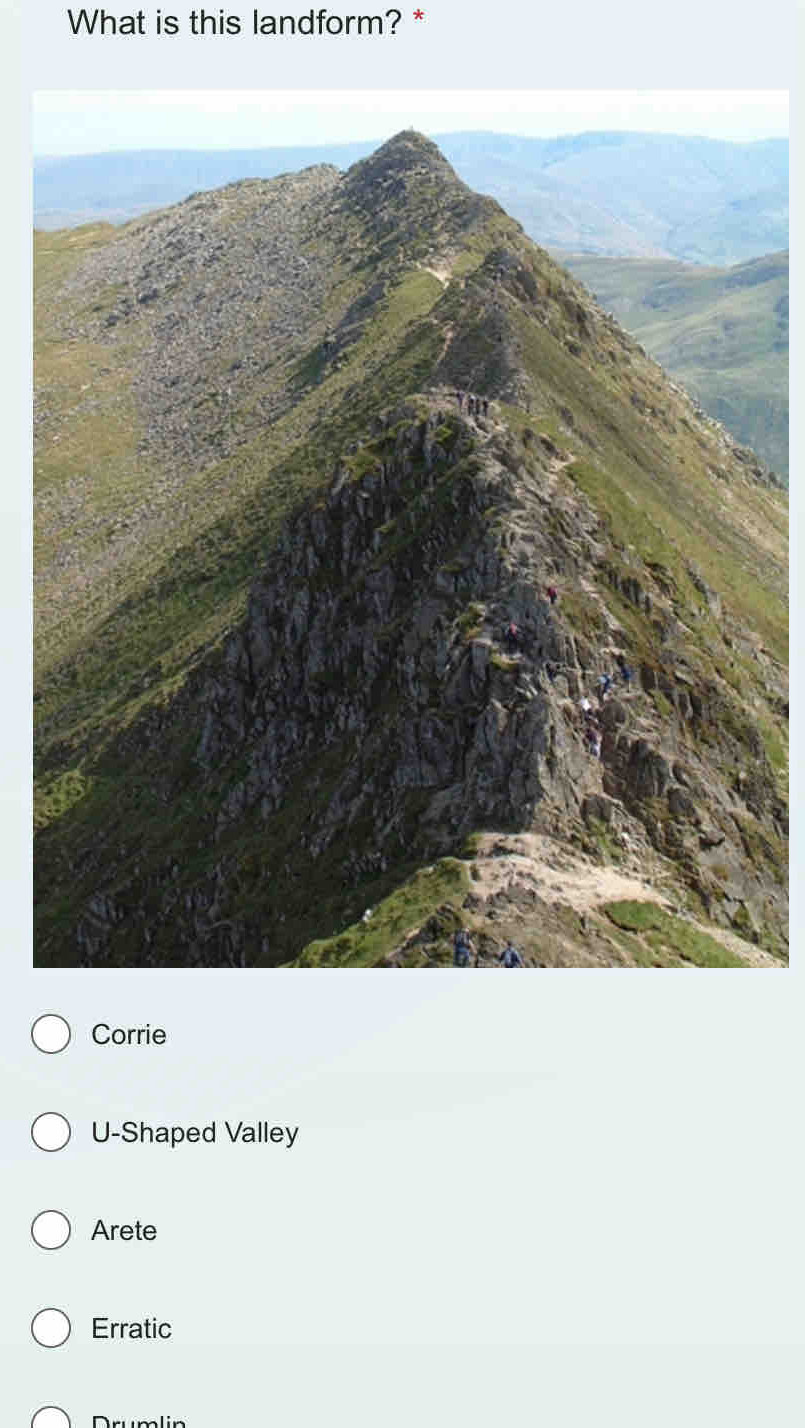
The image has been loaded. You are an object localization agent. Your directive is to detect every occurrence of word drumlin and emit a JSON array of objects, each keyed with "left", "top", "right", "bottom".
[{"left": 92, "top": 1120, "right": 299, "bottom": 1148}]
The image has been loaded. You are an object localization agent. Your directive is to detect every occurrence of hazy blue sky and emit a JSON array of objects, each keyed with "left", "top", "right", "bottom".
[{"left": 33, "top": 89, "right": 789, "bottom": 156}]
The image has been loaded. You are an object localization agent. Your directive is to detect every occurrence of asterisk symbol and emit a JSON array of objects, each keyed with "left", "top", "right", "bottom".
[{"left": 413, "top": 7, "right": 424, "bottom": 16}]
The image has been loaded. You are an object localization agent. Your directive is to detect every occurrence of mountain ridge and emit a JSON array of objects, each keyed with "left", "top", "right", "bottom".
[
  {"left": 34, "top": 133, "right": 788, "bottom": 967},
  {"left": 34, "top": 129, "right": 789, "bottom": 265}
]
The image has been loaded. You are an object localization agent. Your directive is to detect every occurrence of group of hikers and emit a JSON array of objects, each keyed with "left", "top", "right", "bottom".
[
  {"left": 445, "top": 534, "right": 642, "bottom": 964},
  {"left": 578, "top": 652, "right": 634, "bottom": 758},
  {"left": 455, "top": 390, "right": 490, "bottom": 419},
  {"left": 501, "top": 607, "right": 636, "bottom": 766},
  {"left": 579, "top": 698, "right": 603, "bottom": 760},
  {"left": 453, "top": 927, "right": 524, "bottom": 968}
]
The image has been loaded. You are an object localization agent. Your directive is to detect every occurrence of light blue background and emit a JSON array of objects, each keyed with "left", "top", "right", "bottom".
[{"left": 1, "top": 0, "right": 801, "bottom": 1422}]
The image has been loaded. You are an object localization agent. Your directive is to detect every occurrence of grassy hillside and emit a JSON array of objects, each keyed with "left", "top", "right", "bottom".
[
  {"left": 35, "top": 155, "right": 480, "bottom": 768},
  {"left": 561, "top": 251, "right": 788, "bottom": 480}
]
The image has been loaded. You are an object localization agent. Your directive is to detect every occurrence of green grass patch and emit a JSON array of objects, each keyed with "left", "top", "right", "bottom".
[
  {"left": 457, "top": 601, "right": 486, "bottom": 636},
  {"left": 603, "top": 899, "right": 745, "bottom": 967},
  {"left": 297, "top": 858, "right": 470, "bottom": 966},
  {"left": 34, "top": 768, "right": 93, "bottom": 831},
  {"left": 490, "top": 652, "right": 519, "bottom": 672},
  {"left": 563, "top": 251, "right": 789, "bottom": 479}
]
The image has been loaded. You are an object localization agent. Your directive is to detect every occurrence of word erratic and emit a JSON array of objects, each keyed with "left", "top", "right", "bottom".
[{"left": 66, "top": 7, "right": 412, "bottom": 35}]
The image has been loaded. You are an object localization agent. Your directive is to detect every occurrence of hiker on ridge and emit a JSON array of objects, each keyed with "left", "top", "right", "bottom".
[
  {"left": 616, "top": 653, "right": 633, "bottom": 688},
  {"left": 504, "top": 620, "right": 520, "bottom": 652},
  {"left": 586, "top": 726, "right": 602, "bottom": 759},
  {"left": 499, "top": 940, "right": 524, "bottom": 968},
  {"left": 453, "top": 927, "right": 475, "bottom": 968},
  {"left": 547, "top": 585, "right": 558, "bottom": 606}
]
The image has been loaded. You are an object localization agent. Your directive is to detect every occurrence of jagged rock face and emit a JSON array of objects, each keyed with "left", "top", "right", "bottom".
[
  {"left": 199, "top": 416, "right": 576, "bottom": 833},
  {"left": 45, "top": 398, "right": 784, "bottom": 967},
  {"left": 201, "top": 446, "right": 557, "bottom": 845},
  {"left": 337, "top": 131, "right": 496, "bottom": 251},
  {"left": 65, "top": 406, "right": 594, "bottom": 963}
]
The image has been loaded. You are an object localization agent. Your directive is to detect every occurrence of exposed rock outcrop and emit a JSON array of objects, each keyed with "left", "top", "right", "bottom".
[{"left": 43, "top": 395, "right": 784, "bottom": 965}]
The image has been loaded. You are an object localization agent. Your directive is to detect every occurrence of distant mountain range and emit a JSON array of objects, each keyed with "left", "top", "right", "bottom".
[
  {"left": 35, "top": 130, "right": 788, "bottom": 265},
  {"left": 562, "top": 250, "right": 789, "bottom": 480}
]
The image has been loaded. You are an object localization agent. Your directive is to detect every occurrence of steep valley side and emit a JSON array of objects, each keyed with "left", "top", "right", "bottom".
[{"left": 36, "top": 397, "right": 787, "bottom": 966}]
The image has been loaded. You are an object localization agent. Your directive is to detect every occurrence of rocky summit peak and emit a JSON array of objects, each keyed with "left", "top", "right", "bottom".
[
  {"left": 337, "top": 129, "right": 491, "bottom": 254},
  {"left": 341, "top": 129, "right": 465, "bottom": 203},
  {"left": 358, "top": 128, "right": 454, "bottom": 176}
]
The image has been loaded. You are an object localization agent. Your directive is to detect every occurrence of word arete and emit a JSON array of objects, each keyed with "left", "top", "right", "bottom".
[
  {"left": 92, "top": 1219, "right": 157, "bottom": 1241},
  {"left": 92, "top": 1120, "right": 299, "bottom": 1148}
]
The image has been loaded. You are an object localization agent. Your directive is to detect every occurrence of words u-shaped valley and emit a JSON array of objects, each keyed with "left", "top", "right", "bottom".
[{"left": 92, "top": 1120, "right": 299, "bottom": 1148}]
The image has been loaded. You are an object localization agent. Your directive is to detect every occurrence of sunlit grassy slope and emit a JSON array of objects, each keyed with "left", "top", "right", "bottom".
[{"left": 562, "top": 251, "right": 788, "bottom": 480}]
